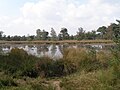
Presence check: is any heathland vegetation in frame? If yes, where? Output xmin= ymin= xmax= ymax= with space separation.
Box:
xmin=0 ymin=20 xmax=120 ymax=90
xmin=0 ymin=46 xmax=117 ymax=90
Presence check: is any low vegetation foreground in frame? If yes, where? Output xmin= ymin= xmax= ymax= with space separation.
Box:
xmin=0 ymin=46 xmax=120 ymax=90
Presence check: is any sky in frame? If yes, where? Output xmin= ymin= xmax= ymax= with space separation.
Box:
xmin=0 ymin=0 xmax=120 ymax=36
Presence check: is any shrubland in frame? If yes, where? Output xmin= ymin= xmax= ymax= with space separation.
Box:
xmin=0 ymin=46 xmax=120 ymax=90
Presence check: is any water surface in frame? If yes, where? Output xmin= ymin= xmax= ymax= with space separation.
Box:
xmin=0 ymin=44 xmax=113 ymax=59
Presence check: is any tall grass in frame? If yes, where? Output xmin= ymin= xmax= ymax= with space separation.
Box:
xmin=0 ymin=47 xmax=113 ymax=77
xmin=0 ymin=47 xmax=120 ymax=89
xmin=62 ymin=48 xmax=111 ymax=72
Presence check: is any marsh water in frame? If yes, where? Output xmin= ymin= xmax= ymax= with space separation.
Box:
xmin=0 ymin=44 xmax=114 ymax=59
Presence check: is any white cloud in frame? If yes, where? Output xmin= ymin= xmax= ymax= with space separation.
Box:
xmin=1 ymin=0 xmax=120 ymax=35
xmin=0 ymin=16 xmax=11 ymax=30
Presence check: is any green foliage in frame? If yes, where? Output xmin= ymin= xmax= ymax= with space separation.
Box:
xmin=109 ymin=20 xmax=120 ymax=86
xmin=0 ymin=48 xmax=38 ymax=77
xmin=112 ymin=21 xmax=120 ymax=49
xmin=35 ymin=57 xmax=76 ymax=77
xmin=85 ymin=30 xmax=97 ymax=40
xmin=1 ymin=43 xmax=120 ymax=89
xmin=76 ymin=27 xmax=85 ymax=40
xmin=36 ymin=29 xmax=49 ymax=40
xmin=58 ymin=28 xmax=69 ymax=40
xmin=0 ymin=76 xmax=17 ymax=88
xmin=35 ymin=57 xmax=53 ymax=77
xmin=0 ymin=31 xmax=3 ymax=40
xmin=50 ymin=28 xmax=57 ymax=41
xmin=0 ymin=48 xmax=78 ymax=78
xmin=97 ymin=26 xmax=107 ymax=34
xmin=9 ymin=48 xmax=28 ymax=59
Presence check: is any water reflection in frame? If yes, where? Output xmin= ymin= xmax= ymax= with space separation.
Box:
xmin=50 ymin=45 xmax=57 ymax=57
xmin=0 ymin=46 xmax=3 ymax=54
xmin=0 ymin=44 xmax=114 ymax=59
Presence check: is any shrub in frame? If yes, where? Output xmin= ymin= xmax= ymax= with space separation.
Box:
xmin=9 ymin=48 xmax=28 ymax=60
xmin=62 ymin=60 xmax=77 ymax=75
xmin=0 ymin=76 xmax=17 ymax=88
xmin=35 ymin=57 xmax=77 ymax=77
xmin=35 ymin=57 xmax=53 ymax=77
xmin=62 ymin=48 xmax=106 ymax=72
xmin=21 ymin=68 xmax=38 ymax=78
xmin=97 ymin=50 xmax=113 ymax=64
xmin=0 ymin=48 xmax=38 ymax=78
xmin=3 ymin=48 xmax=29 ymax=75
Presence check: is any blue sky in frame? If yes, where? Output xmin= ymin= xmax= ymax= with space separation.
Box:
xmin=0 ymin=0 xmax=120 ymax=36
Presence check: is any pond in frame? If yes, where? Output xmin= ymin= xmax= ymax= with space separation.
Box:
xmin=0 ymin=44 xmax=114 ymax=59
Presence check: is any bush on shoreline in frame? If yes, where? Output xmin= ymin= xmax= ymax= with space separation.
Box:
xmin=0 ymin=48 xmax=111 ymax=78
xmin=0 ymin=47 xmax=120 ymax=89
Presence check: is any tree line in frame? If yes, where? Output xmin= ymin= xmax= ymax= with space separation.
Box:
xmin=0 ymin=20 xmax=120 ymax=41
